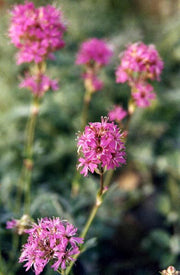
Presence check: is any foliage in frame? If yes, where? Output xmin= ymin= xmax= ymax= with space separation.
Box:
xmin=0 ymin=0 xmax=180 ymax=274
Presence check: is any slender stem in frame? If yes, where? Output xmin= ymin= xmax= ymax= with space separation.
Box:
xmin=71 ymin=172 xmax=81 ymax=198
xmin=81 ymin=90 xmax=91 ymax=130
xmin=104 ymin=169 xmax=113 ymax=187
xmin=71 ymin=89 xmax=92 ymax=197
xmin=15 ymin=96 xmax=39 ymax=214
xmin=99 ymin=173 xmax=104 ymax=196
xmin=15 ymin=165 xmax=26 ymax=213
xmin=81 ymin=202 xmax=99 ymax=240
xmin=66 ymin=174 xmax=104 ymax=275
xmin=66 ymin=204 xmax=99 ymax=275
xmin=24 ymin=96 xmax=39 ymax=214
xmin=57 ymin=269 xmax=66 ymax=275
xmin=26 ymin=99 xmax=38 ymax=158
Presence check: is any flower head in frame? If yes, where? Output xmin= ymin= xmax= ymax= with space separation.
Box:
xmin=132 ymin=82 xmax=156 ymax=108
xmin=108 ymin=105 xmax=127 ymax=123
xmin=76 ymin=38 xmax=113 ymax=67
xmin=6 ymin=214 xmax=32 ymax=235
xmin=19 ymin=217 xmax=83 ymax=275
xmin=77 ymin=117 xmax=126 ymax=176
xmin=116 ymin=42 xmax=163 ymax=84
xmin=161 ymin=266 xmax=179 ymax=274
xmin=9 ymin=2 xmax=66 ymax=64
xmin=20 ymin=73 xmax=58 ymax=97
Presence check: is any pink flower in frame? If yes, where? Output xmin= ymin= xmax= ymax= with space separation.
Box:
xmin=116 ymin=42 xmax=163 ymax=84
xmin=76 ymin=38 xmax=113 ymax=67
xmin=6 ymin=215 xmax=32 ymax=235
xmin=9 ymin=2 xmax=66 ymax=64
xmin=20 ymin=74 xmax=58 ymax=97
xmin=77 ymin=117 xmax=126 ymax=176
xmin=132 ymin=82 xmax=156 ymax=108
xmin=83 ymin=73 xmax=103 ymax=92
xmin=108 ymin=105 xmax=127 ymax=122
xmin=6 ymin=219 xmax=17 ymax=229
xmin=19 ymin=217 xmax=83 ymax=275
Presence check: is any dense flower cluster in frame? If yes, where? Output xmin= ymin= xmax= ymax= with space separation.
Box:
xmin=76 ymin=38 xmax=112 ymax=93
xmin=116 ymin=42 xmax=163 ymax=108
xmin=77 ymin=117 xmax=126 ymax=176
xmin=9 ymin=2 xmax=66 ymax=64
xmin=108 ymin=105 xmax=127 ymax=123
xmin=76 ymin=38 xmax=112 ymax=67
xmin=20 ymin=74 xmax=59 ymax=97
xmin=19 ymin=217 xmax=83 ymax=275
xmin=132 ymin=82 xmax=156 ymax=108
xmin=116 ymin=42 xmax=163 ymax=84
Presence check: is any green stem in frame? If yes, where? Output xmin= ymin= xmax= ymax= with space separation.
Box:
xmin=57 ymin=269 xmax=65 ymax=275
xmin=71 ymin=172 xmax=81 ymax=198
xmin=104 ymin=169 xmax=113 ymax=187
xmin=81 ymin=90 xmax=91 ymax=130
xmin=81 ymin=201 xmax=100 ymax=240
xmin=24 ymin=96 xmax=39 ymax=214
xmin=66 ymin=174 xmax=104 ymax=275
xmin=26 ymin=98 xmax=39 ymax=158
xmin=15 ymin=165 xmax=26 ymax=214
xmin=99 ymin=173 xmax=104 ymax=196
xmin=71 ymin=90 xmax=92 ymax=197
xmin=15 ymin=96 xmax=39 ymax=214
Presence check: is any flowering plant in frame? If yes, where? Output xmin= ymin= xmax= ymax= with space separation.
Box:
xmin=19 ymin=218 xmax=83 ymax=275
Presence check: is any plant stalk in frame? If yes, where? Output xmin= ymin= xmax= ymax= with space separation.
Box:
xmin=66 ymin=174 xmax=104 ymax=275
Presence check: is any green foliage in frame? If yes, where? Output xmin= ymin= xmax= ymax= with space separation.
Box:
xmin=0 ymin=0 xmax=180 ymax=274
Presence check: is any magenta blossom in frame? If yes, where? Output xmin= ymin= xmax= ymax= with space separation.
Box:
xmin=76 ymin=38 xmax=113 ymax=67
xmin=20 ymin=73 xmax=58 ymax=97
xmin=9 ymin=2 xmax=66 ymax=64
xmin=108 ymin=105 xmax=127 ymax=123
xmin=132 ymin=82 xmax=156 ymax=108
xmin=6 ymin=219 xmax=18 ymax=229
xmin=19 ymin=217 xmax=83 ymax=275
xmin=77 ymin=117 xmax=126 ymax=176
xmin=83 ymin=72 xmax=103 ymax=92
xmin=6 ymin=215 xmax=32 ymax=235
xmin=116 ymin=42 xmax=163 ymax=84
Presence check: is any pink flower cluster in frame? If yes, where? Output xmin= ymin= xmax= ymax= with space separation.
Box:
xmin=76 ymin=38 xmax=113 ymax=92
xmin=116 ymin=42 xmax=163 ymax=108
xmin=132 ymin=82 xmax=156 ymax=108
xmin=116 ymin=42 xmax=163 ymax=84
xmin=77 ymin=117 xmax=126 ymax=176
xmin=76 ymin=38 xmax=112 ymax=67
xmin=9 ymin=2 xmax=66 ymax=64
xmin=19 ymin=217 xmax=83 ymax=275
xmin=20 ymin=74 xmax=59 ymax=97
xmin=108 ymin=105 xmax=127 ymax=123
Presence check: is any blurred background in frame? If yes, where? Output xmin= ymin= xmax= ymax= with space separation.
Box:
xmin=0 ymin=0 xmax=180 ymax=274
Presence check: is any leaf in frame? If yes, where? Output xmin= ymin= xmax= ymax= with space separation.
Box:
xmin=81 ymin=237 xmax=97 ymax=254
